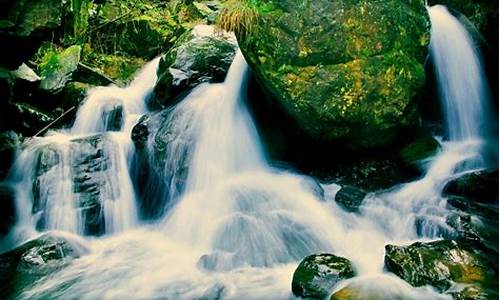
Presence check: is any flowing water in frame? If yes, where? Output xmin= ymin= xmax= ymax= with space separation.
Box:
xmin=1 ymin=8 xmax=495 ymax=300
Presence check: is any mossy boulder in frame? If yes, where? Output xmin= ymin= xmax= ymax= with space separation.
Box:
xmin=385 ymin=240 xmax=498 ymax=299
xmin=0 ymin=232 xmax=88 ymax=299
xmin=399 ymin=135 xmax=440 ymax=170
xmin=292 ymin=253 xmax=356 ymax=299
xmin=443 ymin=169 xmax=499 ymax=203
xmin=154 ymin=25 xmax=238 ymax=105
xmin=235 ymin=0 xmax=430 ymax=148
xmin=37 ymin=44 xmax=82 ymax=93
xmin=0 ymin=0 xmax=64 ymax=37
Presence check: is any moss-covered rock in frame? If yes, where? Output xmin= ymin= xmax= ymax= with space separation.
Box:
xmin=385 ymin=240 xmax=498 ymax=299
xmin=233 ymin=0 xmax=430 ymax=148
xmin=37 ymin=44 xmax=82 ymax=93
xmin=0 ymin=232 xmax=88 ymax=299
xmin=292 ymin=253 xmax=356 ymax=299
xmin=154 ymin=25 xmax=237 ymax=105
xmin=399 ymin=135 xmax=440 ymax=170
xmin=0 ymin=0 xmax=64 ymax=37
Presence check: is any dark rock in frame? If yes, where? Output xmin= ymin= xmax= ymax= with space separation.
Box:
xmin=154 ymin=25 xmax=238 ymax=105
xmin=131 ymin=108 xmax=191 ymax=219
xmin=0 ymin=232 xmax=88 ymax=299
xmin=399 ymin=134 xmax=440 ymax=170
xmin=292 ymin=253 xmax=356 ymax=299
xmin=443 ymin=169 xmax=499 ymax=203
xmin=0 ymin=130 xmax=21 ymax=180
xmin=60 ymin=81 xmax=90 ymax=108
xmin=33 ymin=134 xmax=116 ymax=235
xmin=235 ymin=0 xmax=430 ymax=149
xmin=0 ymin=184 xmax=16 ymax=236
xmin=385 ymin=240 xmax=498 ymax=299
xmin=6 ymin=102 xmax=54 ymax=135
xmin=335 ymin=186 xmax=367 ymax=213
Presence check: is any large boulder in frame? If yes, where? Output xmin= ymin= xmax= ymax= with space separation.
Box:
xmin=0 ymin=0 xmax=64 ymax=38
xmin=0 ymin=232 xmax=88 ymax=299
xmin=384 ymin=240 xmax=498 ymax=299
xmin=443 ymin=169 xmax=499 ymax=203
xmin=291 ymin=253 xmax=356 ymax=299
xmin=37 ymin=44 xmax=82 ymax=93
xmin=232 ymin=0 xmax=430 ymax=149
xmin=154 ymin=25 xmax=238 ymax=105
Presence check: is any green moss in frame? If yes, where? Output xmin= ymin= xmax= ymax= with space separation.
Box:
xmin=36 ymin=45 xmax=82 ymax=93
xmin=238 ymin=0 xmax=430 ymax=148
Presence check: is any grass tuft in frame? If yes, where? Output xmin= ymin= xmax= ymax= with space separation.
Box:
xmin=216 ymin=0 xmax=259 ymax=37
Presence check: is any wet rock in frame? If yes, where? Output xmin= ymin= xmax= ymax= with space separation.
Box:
xmin=292 ymin=253 xmax=356 ymax=299
xmin=334 ymin=186 xmax=367 ymax=213
xmin=0 ymin=130 xmax=21 ymax=180
xmin=0 ymin=184 xmax=16 ymax=236
xmin=33 ymin=134 xmax=115 ymax=235
xmin=384 ymin=240 xmax=498 ymax=299
xmin=131 ymin=109 xmax=191 ymax=219
xmin=443 ymin=169 xmax=499 ymax=203
xmin=154 ymin=25 xmax=238 ymax=105
xmin=0 ymin=233 xmax=88 ymax=299
xmin=7 ymin=102 xmax=54 ymax=135
xmin=233 ymin=0 xmax=430 ymax=149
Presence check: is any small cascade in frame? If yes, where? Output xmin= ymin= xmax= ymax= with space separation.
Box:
xmin=5 ymin=58 xmax=160 ymax=238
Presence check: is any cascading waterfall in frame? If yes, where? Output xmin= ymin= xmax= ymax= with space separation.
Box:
xmin=3 ymin=57 xmax=160 ymax=241
xmin=2 ymin=6 xmax=495 ymax=300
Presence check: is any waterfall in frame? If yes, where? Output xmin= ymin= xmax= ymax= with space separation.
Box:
xmin=3 ymin=11 xmax=495 ymax=299
xmin=4 ymin=58 xmax=160 ymax=239
xmin=428 ymin=5 xmax=493 ymax=169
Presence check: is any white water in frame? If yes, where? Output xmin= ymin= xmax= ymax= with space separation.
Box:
xmin=3 ymin=12 xmax=494 ymax=299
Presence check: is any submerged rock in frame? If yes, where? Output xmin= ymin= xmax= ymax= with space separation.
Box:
xmin=443 ymin=169 xmax=499 ymax=203
xmin=154 ymin=25 xmax=238 ymax=105
xmin=0 ymin=233 xmax=88 ymax=299
xmin=234 ymin=0 xmax=430 ymax=148
xmin=334 ymin=185 xmax=367 ymax=213
xmin=292 ymin=253 xmax=356 ymax=299
xmin=384 ymin=240 xmax=498 ymax=299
